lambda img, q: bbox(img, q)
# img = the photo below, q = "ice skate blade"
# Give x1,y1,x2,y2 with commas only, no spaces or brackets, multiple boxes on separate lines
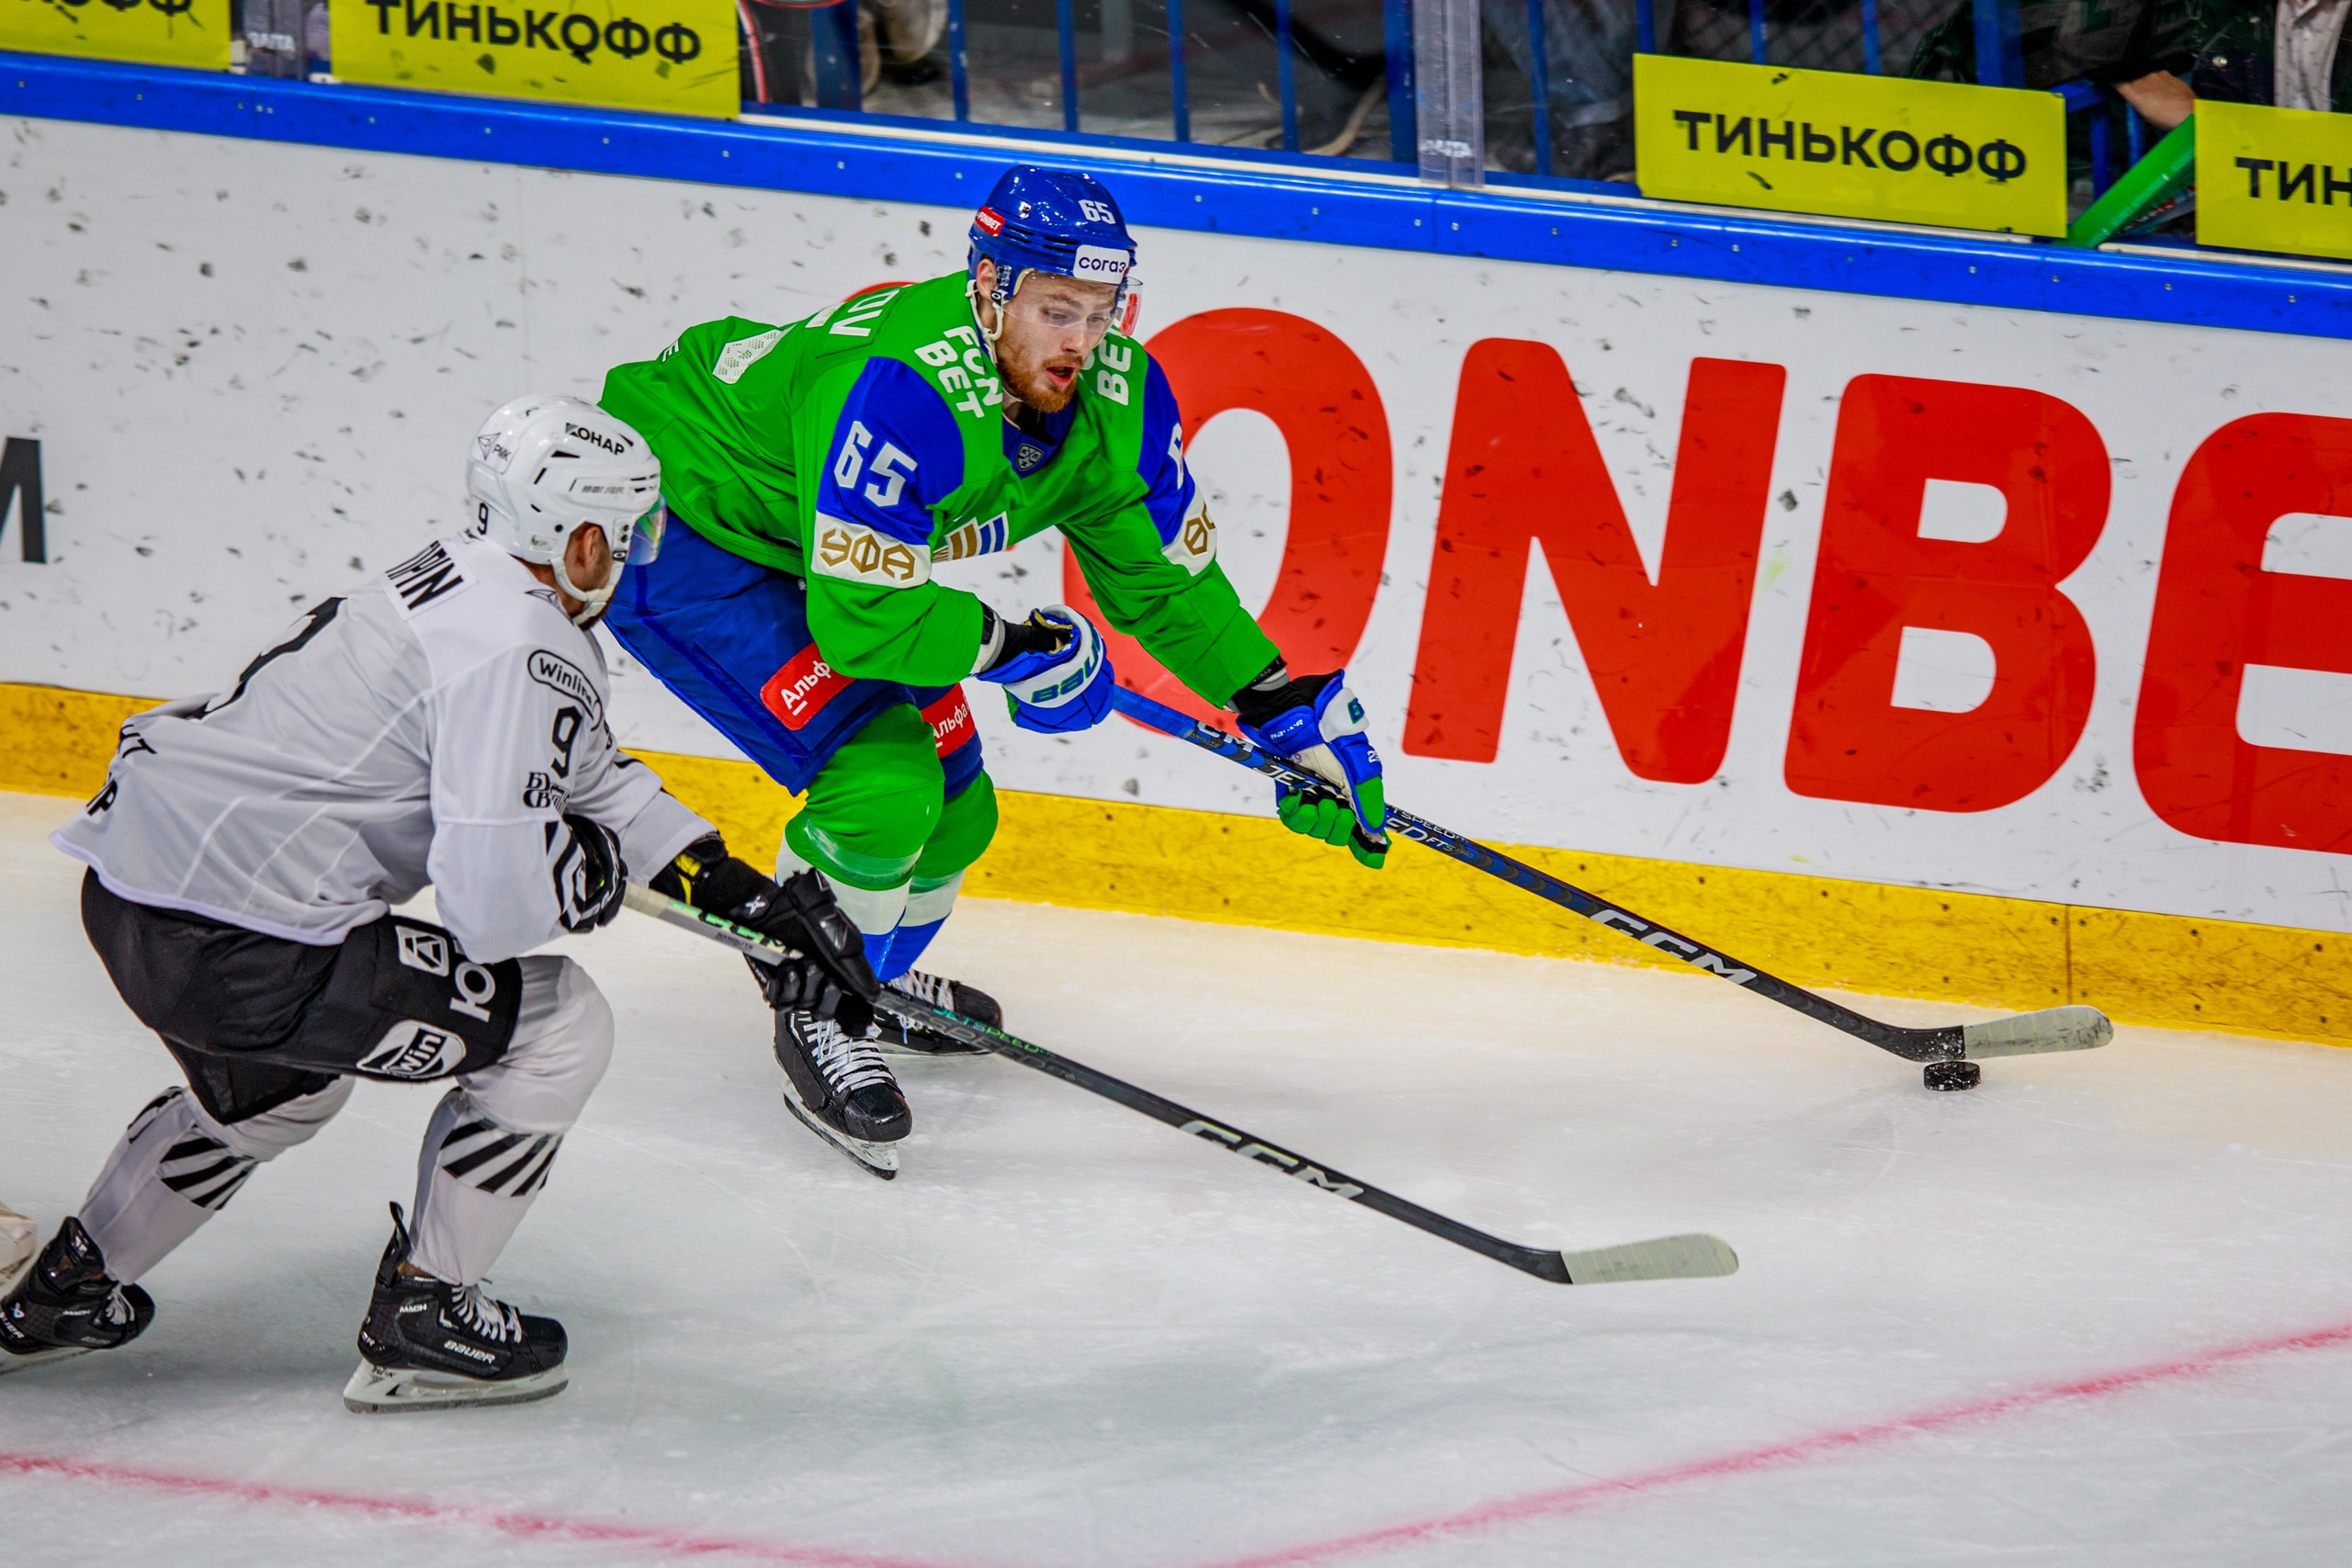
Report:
873,1030,989,1057
341,1359,569,1413
0,1344,94,1377
778,1086,900,1179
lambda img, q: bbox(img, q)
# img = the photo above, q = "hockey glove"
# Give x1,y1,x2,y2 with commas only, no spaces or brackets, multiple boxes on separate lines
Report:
976,604,1114,734
551,814,628,931
650,835,880,1032
1232,665,1388,871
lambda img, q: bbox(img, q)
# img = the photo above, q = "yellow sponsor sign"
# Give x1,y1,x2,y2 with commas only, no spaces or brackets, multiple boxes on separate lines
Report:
2195,100,2352,261
1634,55,2066,237
2,0,232,71
327,0,737,118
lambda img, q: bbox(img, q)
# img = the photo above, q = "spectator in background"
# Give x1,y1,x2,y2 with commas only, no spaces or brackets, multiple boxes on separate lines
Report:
1909,0,2197,127
2189,0,2352,112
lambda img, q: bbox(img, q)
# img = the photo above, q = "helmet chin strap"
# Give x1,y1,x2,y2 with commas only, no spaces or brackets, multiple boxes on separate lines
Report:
551,525,617,627
968,265,1035,354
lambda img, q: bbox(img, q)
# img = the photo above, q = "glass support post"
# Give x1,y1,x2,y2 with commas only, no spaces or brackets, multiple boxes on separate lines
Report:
1860,0,1881,73
1385,0,1418,163
948,0,970,119
1525,0,1552,175
1413,0,1484,186
1057,0,1080,131
1277,0,1300,151
1747,0,1768,64
1169,0,1191,140
1972,0,2023,86
812,0,863,110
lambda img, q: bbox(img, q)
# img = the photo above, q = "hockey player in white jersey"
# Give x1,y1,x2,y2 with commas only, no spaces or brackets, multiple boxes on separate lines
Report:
1,395,877,1411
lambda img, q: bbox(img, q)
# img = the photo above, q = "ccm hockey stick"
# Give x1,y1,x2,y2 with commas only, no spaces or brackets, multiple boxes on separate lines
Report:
622,885,1736,1287
1111,687,2112,1089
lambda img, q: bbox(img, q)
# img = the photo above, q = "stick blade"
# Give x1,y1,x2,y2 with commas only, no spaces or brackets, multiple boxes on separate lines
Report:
1962,1004,2114,1059
1557,1233,1739,1285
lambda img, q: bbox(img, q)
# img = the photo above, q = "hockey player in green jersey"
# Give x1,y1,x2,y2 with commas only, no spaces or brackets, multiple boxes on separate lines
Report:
600,165,1386,1178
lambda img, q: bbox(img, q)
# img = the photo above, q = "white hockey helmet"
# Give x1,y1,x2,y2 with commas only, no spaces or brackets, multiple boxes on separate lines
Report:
466,394,663,625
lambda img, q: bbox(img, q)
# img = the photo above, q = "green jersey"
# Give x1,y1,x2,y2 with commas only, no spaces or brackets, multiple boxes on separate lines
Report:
600,274,1278,705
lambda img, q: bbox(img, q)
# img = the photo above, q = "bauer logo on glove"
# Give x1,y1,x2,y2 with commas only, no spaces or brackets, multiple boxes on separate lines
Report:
1232,664,1388,871
976,604,1115,735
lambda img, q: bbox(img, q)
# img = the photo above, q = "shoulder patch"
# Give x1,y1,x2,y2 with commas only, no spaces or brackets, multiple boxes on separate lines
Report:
526,649,605,729
713,326,788,385
1164,492,1218,577
384,540,469,615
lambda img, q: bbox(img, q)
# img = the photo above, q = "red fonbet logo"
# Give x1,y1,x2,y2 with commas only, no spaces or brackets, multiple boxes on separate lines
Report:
760,645,854,730
922,688,976,757
974,207,1006,236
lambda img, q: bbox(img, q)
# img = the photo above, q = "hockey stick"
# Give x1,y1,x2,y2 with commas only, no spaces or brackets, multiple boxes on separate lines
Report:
621,885,1737,1287
1111,688,2112,1080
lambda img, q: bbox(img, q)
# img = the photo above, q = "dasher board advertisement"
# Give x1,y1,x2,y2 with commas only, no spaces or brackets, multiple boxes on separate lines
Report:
326,0,737,118
6,116,2352,942
1634,54,2067,237
2,0,232,71
2197,99,2352,262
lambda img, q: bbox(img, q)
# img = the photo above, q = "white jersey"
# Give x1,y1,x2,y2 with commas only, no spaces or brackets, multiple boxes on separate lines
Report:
53,535,710,964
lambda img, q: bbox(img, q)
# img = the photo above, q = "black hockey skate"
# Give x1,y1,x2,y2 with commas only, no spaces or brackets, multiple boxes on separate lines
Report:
775,1008,911,1179
873,968,1000,1056
344,1202,568,1414
0,1217,154,1376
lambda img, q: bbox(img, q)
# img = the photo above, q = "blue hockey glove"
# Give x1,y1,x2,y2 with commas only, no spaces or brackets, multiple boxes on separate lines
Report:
1232,665,1387,871
976,604,1115,735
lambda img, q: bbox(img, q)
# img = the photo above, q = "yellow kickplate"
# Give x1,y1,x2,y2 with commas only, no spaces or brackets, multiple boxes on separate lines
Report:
3,680,2340,1047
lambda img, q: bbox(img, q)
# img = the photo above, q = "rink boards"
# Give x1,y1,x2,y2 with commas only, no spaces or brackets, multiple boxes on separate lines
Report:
5,74,2352,1043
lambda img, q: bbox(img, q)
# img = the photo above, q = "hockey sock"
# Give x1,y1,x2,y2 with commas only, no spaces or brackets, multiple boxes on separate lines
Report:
873,871,965,983
865,772,991,981
409,1089,562,1286
406,957,611,1285
78,1080,354,1283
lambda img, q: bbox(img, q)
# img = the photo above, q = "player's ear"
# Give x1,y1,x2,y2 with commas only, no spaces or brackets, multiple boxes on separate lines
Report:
566,524,614,588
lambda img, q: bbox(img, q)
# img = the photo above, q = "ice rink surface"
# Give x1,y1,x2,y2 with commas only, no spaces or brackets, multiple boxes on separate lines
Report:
4,788,2350,1566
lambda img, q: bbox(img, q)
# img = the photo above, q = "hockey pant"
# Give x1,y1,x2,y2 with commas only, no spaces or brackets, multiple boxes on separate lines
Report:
600,524,997,982
76,875,612,1287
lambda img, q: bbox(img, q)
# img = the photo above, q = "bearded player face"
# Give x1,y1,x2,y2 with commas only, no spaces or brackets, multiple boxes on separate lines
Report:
978,261,1118,414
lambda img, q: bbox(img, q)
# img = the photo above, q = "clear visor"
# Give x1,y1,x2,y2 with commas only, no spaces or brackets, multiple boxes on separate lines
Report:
625,503,667,565
1002,289,1118,339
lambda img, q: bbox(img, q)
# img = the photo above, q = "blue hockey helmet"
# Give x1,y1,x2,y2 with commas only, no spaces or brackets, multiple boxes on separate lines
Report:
967,165,1137,330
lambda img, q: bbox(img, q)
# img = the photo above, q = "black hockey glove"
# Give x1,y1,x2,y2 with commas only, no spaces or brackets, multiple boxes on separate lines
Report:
650,835,880,1032
551,814,628,931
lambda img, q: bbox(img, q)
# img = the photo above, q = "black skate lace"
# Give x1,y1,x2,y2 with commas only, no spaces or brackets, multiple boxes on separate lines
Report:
804,1015,897,1094
886,969,953,1007
447,1282,521,1344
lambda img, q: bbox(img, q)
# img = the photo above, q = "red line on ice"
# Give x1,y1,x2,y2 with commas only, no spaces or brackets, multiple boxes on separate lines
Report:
4,1316,2349,1568
0,1450,945,1568
1201,1315,2352,1568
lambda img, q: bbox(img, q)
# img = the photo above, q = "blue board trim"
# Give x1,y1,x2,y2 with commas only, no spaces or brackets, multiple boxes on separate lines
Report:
8,51,2352,342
